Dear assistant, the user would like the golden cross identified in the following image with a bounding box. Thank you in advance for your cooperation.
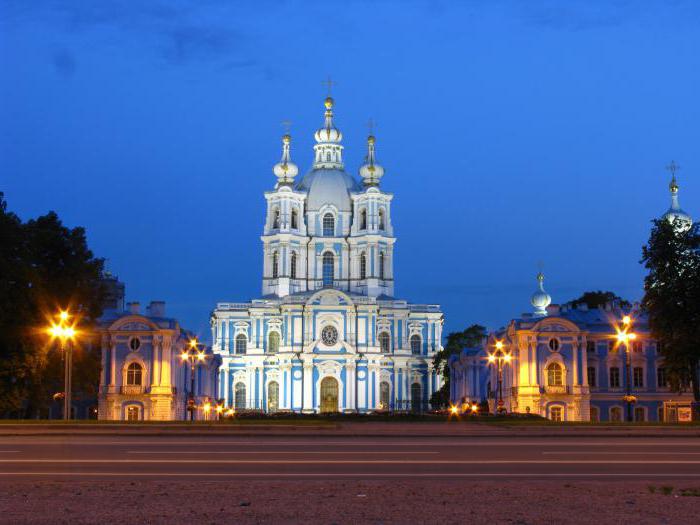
[322,76,336,96]
[665,160,680,177]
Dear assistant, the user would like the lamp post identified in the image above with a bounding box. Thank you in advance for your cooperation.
[616,315,637,423]
[355,351,364,414]
[180,338,207,421]
[488,341,512,415]
[47,310,77,420]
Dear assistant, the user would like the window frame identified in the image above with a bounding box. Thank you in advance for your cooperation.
[268,331,280,353]
[410,334,422,355]
[546,363,563,386]
[235,334,247,355]
[609,366,621,388]
[379,332,391,353]
[322,213,335,237]
[126,362,143,386]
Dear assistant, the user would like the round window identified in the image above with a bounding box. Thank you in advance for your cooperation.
[321,326,338,346]
[129,337,141,351]
[548,338,560,352]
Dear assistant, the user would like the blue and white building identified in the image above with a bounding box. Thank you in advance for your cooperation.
[211,96,444,413]
[450,171,695,422]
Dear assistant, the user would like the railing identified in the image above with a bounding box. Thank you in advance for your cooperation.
[120,385,145,395]
[216,302,252,310]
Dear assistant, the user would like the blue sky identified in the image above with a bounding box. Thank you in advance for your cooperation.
[1,1,698,340]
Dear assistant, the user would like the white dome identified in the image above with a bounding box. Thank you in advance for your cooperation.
[530,272,551,317]
[296,168,360,212]
[315,127,342,143]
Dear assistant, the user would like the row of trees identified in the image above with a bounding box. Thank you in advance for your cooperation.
[433,217,700,408]
[0,194,106,418]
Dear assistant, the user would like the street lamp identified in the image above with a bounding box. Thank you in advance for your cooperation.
[355,350,364,414]
[180,338,207,421]
[488,340,512,415]
[616,316,637,423]
[46,310,78,420]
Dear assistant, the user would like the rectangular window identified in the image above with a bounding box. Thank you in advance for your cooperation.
[632,341,643,353]
[587,366,597,387]
[633,367,644,388]
[657,367,668,388]
[609,367,620,388]
[549,406,563,422]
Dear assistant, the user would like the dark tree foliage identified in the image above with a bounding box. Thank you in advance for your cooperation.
[641,218,700,403]
[430,324,486,407]
[0,194,105,418]
[570,291,630,309]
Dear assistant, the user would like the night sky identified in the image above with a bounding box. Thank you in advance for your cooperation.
[1,1,698,341]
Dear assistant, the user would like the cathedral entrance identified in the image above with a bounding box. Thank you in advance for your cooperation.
[267,381,279,412]
[320,377,339,413]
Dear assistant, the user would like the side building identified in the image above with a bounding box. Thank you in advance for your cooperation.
[450,171,695,422]
[97,297,220,421]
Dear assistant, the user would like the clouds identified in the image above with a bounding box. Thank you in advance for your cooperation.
[3,1,257,70]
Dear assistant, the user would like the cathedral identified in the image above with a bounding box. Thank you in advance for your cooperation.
[449,172,695,422]
[210,96,444,413]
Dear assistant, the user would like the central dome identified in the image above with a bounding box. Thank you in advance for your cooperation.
[296,168,361,212]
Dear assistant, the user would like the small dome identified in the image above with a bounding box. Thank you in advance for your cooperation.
[273,161,298,180]
[296,168,361,212]
[359,163,384,181]
[663,208,693,228]
[314,127,342,143]
[531,272,551,317]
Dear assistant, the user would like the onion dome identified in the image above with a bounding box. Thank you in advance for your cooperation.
[312,97,344,169]
[272,133,298,186]
[531,272,552,317]
[662,169,692,229]
[359,134,385,187]
[314,97,343,143]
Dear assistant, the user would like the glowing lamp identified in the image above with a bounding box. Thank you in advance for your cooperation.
[450,405,459,415]
[189,338,198,348]
[495,341,504,350]
[59,311,69,321]
[503,354,512,363]
[622,315,632,326]
[487,354,496,364]
[180,352,189,361]
[203,403,212,413]
[628,333,637,340]
[215,405,224,414]
[471,404,479,413]
[197,352,205,361]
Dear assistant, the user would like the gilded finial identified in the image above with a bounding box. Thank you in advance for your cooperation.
[666,161,680,192]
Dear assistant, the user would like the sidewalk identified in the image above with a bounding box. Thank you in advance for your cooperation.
[0,421,699,438]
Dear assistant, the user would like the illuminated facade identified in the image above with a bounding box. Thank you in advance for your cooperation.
[210,96,444,413]
[97,300,220,421]
[450,172,695,422]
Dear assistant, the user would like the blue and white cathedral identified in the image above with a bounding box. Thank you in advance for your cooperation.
[210,96,444,413]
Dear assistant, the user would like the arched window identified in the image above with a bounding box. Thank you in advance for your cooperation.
[322,252,334,286]
[360,209,367,230]
[378,209,385,230]
[268,381,279,412]
[549,406,563,422]
[379,252,385,280]
[379,332,391,353]
[290,252,297,279]
[268,332,280,353]
[235,334,247,355]
[546,363,563,386]
[380,381,391,409]
[272,251,279,279]
[126,363,143,386]
[234,382,246,409]
[322,213,335,237]
[410,334,421,355]
[272,209,280,229]
[291,209,298,229]
[360,253,367,280]
[411,383,422,413]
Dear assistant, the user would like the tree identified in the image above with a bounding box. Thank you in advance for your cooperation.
[430,324,486,407]
[569,291,630,309]
[0,194,106,418]
[641,218,700,407]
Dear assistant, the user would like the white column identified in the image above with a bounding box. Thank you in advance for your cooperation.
[573,341,580,386]
[303,364,314,412]
[345,363,355,412]
[109,338,117,389]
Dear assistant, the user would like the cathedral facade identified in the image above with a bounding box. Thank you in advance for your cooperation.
[210,97,444,413]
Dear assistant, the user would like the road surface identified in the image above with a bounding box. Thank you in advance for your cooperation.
[1,433,699,480]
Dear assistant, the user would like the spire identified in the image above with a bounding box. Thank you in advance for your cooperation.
[359,131,385,187]
[313,96,344,169]
[530,272,552,317]
[272,133,298,186]
[662,160,693,228]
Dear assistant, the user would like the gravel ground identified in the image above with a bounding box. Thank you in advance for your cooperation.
[1,480,699,524]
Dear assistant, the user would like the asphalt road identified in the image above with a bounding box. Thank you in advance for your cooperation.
[1,433,700,481]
